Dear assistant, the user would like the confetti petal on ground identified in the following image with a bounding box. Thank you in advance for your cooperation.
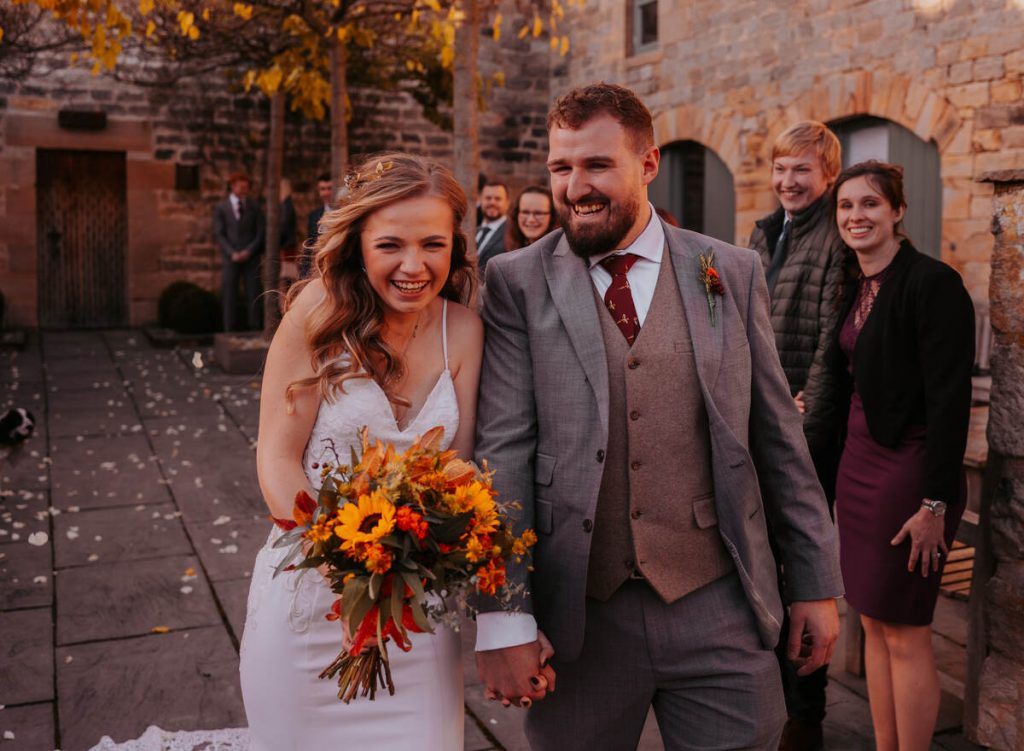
[151,626,170,634]
[27,531,48,546]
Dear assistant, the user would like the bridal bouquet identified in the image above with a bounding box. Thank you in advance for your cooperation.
[272,426,535,703]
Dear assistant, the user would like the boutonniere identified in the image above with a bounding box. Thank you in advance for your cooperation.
[698,250,726,326]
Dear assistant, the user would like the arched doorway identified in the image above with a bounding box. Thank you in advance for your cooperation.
[828,116,942,258]
[649,140,736,243]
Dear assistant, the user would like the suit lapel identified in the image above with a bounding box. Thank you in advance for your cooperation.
[543,234,610,437]
[666,230,723,395]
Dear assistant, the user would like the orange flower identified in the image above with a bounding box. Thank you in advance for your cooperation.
[475,558,507,596]
[363,543,393,574]
[396,507,429,540]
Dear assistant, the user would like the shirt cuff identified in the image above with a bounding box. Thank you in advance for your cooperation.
[474,612,538,651]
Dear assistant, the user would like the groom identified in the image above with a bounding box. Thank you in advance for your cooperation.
[473,83,843,750]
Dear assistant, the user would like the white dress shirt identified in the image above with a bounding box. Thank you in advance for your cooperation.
[476,216,507,250]
[475,205,665,652]
[230,193,243,221]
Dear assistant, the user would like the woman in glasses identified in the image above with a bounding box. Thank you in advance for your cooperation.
[505,186,559,251]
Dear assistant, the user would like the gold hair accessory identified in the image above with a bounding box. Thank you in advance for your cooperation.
[343,160,395,193]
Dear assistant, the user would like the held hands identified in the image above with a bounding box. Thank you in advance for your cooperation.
[891,503,948,577]
[788,599,839,677]
[477,631,557,709]
[794,390,806,415]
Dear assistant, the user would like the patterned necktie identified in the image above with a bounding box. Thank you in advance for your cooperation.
[599,253,641,345]
[475,225,491,247]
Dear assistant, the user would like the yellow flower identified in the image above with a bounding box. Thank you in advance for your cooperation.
[334,488,396,550]
[465,534,486,563]
[446,481,495,516]
[363,543,393,575]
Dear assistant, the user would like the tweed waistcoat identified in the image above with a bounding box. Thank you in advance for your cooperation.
[586,249,735,603]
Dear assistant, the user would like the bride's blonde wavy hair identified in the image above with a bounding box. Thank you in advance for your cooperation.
[284,152,475,408]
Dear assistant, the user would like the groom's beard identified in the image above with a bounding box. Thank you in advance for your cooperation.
[558,193,641,259]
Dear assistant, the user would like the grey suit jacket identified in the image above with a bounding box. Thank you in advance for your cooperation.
[213,197,265,262]
[476,218,508,278]
[474,222,843,661]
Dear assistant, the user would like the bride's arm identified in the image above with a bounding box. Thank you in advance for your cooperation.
[446,303,484,460]
[255,281,324,520]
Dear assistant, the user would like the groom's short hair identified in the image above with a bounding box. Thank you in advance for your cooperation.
[547,83,655,154]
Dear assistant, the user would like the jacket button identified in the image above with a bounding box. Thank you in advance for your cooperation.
[596,450,605,463]
[630,460,642,471]
[629,410,640,421]
[627,358,640,369]
[582,519,594,533]
[631,509,642,519]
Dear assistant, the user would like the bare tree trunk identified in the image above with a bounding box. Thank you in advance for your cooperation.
[453,0,481,245]
[330,38,350,187]
[262,92,285,339]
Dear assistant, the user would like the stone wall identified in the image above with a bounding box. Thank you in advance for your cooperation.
[553,0,1024,304]
[0,11,554,327]
[966,171,1024,751]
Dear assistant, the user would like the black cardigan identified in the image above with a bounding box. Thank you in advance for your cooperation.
[832,241,975,504]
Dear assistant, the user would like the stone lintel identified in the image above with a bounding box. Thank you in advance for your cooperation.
[979,169,1024,183]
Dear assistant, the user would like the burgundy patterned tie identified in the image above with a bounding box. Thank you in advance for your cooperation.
[599,253,641,345]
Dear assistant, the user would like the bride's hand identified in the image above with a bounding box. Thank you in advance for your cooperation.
[339,605,378,654]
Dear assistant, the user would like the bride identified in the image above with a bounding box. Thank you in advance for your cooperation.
[240,153,490,749]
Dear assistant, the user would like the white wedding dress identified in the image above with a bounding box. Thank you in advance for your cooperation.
[240,300,464,750]
[90,303,465,751]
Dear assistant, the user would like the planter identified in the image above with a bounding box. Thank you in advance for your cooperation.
[214,332,270,375]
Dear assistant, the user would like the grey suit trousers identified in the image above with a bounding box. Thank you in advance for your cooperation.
[525,573,786,751]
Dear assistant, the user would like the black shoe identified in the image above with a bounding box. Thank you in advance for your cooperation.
[778,718,823,751]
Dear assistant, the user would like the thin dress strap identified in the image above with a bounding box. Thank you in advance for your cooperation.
[441,299,450,370]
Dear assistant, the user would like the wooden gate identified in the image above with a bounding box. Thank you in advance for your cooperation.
[37,149,127,328]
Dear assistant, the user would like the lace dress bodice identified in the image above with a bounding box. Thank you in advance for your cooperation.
[302,300,459,484]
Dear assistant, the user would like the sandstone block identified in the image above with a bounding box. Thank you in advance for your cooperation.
[974,653,1022,750]
[984,563,1024,659]
[973,128,1003,152]
[993,80,1024,104]
[989,342,1024,459]
[974,55,1006,81]
[946,82,990,109]
[948,60,973,85]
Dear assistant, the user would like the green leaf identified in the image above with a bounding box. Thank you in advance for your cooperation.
[341,577,369,622]
[368,572,383,601]
[408,597,434,634]
[432,511,474,544]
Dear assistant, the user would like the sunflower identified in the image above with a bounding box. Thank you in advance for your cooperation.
[334,488,397,550]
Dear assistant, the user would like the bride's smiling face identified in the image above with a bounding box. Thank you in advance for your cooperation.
[360,195,454,319]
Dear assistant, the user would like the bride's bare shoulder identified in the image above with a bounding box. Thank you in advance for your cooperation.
[445,299,483,343]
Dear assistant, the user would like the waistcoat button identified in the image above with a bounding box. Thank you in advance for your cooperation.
[631,509,642,519]
[596,450,605,463]
[630,460,642,471]
[582,519,594,533]
[629,410,640,421]
[627,357,640,369]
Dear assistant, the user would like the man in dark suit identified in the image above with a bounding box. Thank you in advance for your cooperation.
[213,173,265,331]
[475,182,510,279]
[299,173,333,279]
[474,83,842,750]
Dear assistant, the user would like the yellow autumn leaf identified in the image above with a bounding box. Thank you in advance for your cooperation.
[493,70,505,87]
[532,14,542,37]
[440,44,454,68]
[423,0,441,11]
[188,25,199,40]
[550,35,557,50]
[517,23,529,39]
[257,66,284,94]
[177,10,194,36]
[145,19,155,36]
[492,11,502,41]
[242,69,257,91]
[91,61,101,75]
[233,3,252,20]
[201,7,209,21]
[138,0,153,15]
[560,35,570,56]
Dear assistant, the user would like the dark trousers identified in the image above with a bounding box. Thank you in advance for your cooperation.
[526,574,786,750]
[771,441,838,726]
[222,255,263,331]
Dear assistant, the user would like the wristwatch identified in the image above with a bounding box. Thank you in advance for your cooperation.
[922,499,947,517]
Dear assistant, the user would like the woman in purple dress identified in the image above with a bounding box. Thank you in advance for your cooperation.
[831,161,974,751]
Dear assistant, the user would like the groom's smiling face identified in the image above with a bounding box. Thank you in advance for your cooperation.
[547,114,660,259]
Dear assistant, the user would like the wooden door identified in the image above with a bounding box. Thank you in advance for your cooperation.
[37,149,127,328]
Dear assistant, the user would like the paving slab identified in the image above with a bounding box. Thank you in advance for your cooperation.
[0,703,56,751]
[146,418,263,522]
[49,404,144,439]
[57,626,245,751]
[56,554,221,644]
[0,445,50,492]
[48,385,131,413]
[212,577,250,643]
[103,331,150,351]
[54,503,191,568]
[0,539,53,609]
[0,607,54,705]
[0,488,49,545]
[50,435,170,510]
[187,516,270,582]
